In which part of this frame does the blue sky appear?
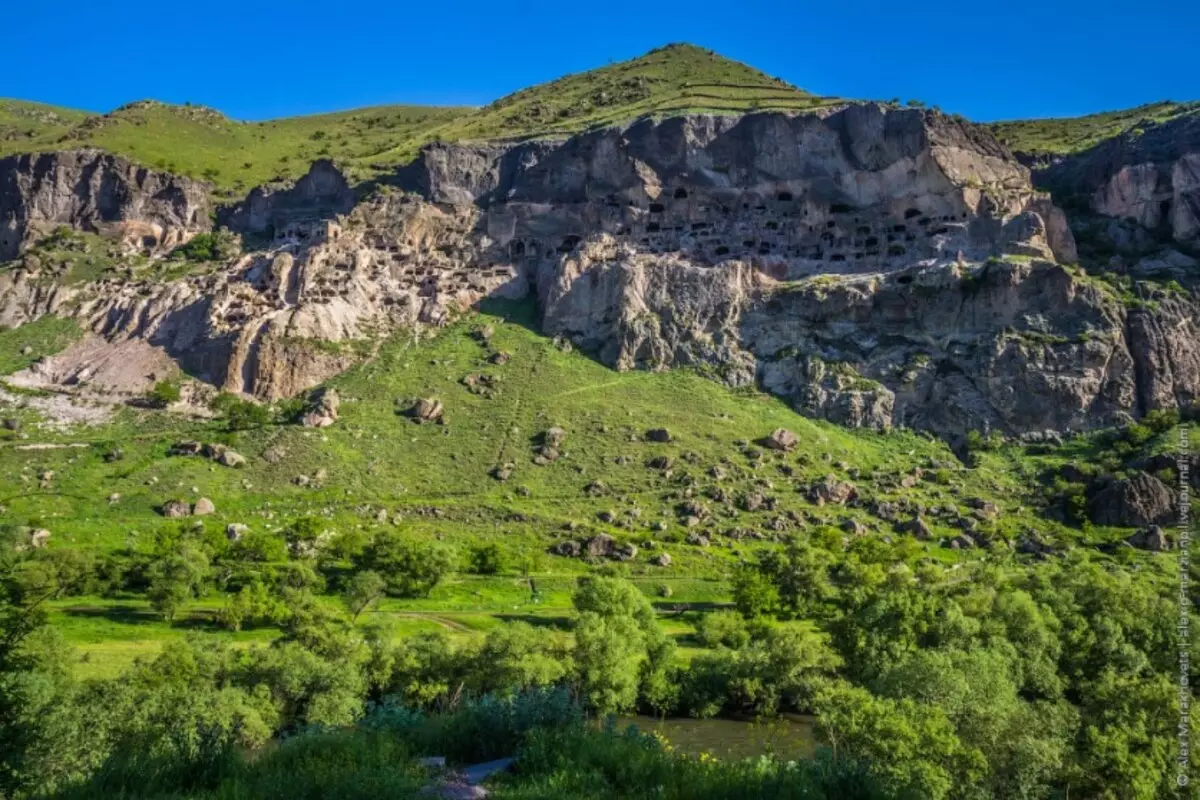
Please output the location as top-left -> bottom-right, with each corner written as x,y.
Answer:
8,0 -> 1197,122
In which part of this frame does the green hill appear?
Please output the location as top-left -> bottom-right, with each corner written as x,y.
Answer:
990,100 -> 1200,158
0,45 -> 834,194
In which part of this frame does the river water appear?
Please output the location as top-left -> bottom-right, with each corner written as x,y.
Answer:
614,714 -> 818,761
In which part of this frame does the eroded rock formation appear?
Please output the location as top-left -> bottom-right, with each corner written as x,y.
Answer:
0,149 -> 210,260
0,106 -> 1196,443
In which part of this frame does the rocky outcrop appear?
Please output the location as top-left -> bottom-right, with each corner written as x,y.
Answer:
0,149 -> 210,260
1039,111 -> 1200,243
0,106 -> 1195,441
217,159 -> 355,237
1088,471 -> 1176,528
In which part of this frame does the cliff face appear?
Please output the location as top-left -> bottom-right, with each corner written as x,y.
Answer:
0,106 -> 1195,442
0,149 -> 210,260
1039,112 -> 1200,243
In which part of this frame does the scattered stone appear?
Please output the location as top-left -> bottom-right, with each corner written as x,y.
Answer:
652,552 -> 672,567
490,463 -> 515,482
193,497 -> 216,516
612,542 -> 639,561
1,419 -> 19,432
226,523 -> 249,541
905,516 -> 933,540
543,427 -> 567,447
842,518 -> 869,536
107,493 -> 121,504
548,540 -> 582,557
29,528 -> 51,548
685,531 -> 710,547
764,428 -> 798,451
647,456 -> 672,471
948,533 -> 977,550
293,474 -> 311,487
262,446 -> 287,464
489,351 -> 510,365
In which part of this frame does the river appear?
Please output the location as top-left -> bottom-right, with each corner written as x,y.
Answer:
614,714 -> 818,761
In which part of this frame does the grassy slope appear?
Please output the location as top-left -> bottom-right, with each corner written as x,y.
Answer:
990,100 -> 1200,158
0,300 -> 1132,678
0,45 -> 832,194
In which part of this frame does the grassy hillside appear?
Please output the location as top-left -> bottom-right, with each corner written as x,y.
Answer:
0,45 -> 834,195
990,100 -> 1200,158
0,299 -> 1144,678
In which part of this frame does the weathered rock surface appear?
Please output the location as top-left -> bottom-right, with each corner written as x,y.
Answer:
0,149 -> 210,260
0,106 -> 1195,442
1088,471 -> 1176,528
1038,111 -> 1200,244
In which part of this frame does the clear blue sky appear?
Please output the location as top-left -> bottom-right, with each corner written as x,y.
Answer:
8,0 -> 1197,122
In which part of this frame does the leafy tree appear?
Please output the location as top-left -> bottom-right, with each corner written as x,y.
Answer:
218,581 -> 287,631
146,547 -> 209,622
340,571 -> 386,622
469,622 -> 569,697
353,532 -> 455,598
571,577 -> 674,715
815,680 -> 983,800
731,564 -> 780,619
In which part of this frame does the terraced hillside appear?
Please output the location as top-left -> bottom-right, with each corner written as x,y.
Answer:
991,99 -> 1200,159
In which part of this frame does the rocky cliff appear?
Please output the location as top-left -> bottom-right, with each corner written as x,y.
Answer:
0,149 -> 210,260
0,105 -> 1196,443
1038,111 -> 1200,244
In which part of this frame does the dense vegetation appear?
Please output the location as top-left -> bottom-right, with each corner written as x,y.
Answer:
0,297 -> 1194,798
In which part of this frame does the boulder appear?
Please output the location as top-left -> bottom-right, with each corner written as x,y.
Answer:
543,427 -> 567,447
29,528 -> 51,548
161,499 -> 191,518
1126,525 -> 1171,551
764,428 -> 799,451
406,397 -> 445,424
808,475 -> 857,506
193,497 -> 216,516
489,351 -> 510,365
548,540 -> 582,558
904,516 -> 933,540
226,523 -> 250,541
686,531 -> 711,547
613,542 -> 639,561
1088,471 -> 1175,528
652,552 -> 672,567
301,387 -> 340,428
584,533 -> 615,558
490,463 -> 515,482
645,428 -> 672,443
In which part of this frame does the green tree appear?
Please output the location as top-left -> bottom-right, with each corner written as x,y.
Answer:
468,542 -> 503,575
146,547 -> 209,622
148,380 -> 181,408
341,571 -> 386,622
354,532 -> 455,598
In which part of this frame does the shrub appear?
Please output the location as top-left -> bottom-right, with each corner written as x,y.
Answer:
468,542 -> 503,575
148,380 -> 181,408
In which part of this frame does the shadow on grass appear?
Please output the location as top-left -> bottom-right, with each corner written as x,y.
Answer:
61,604 -> 221,631
492,612 -> 572,630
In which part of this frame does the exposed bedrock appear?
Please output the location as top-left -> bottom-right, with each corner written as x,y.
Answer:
0,149 -> 210,260
0,105 -> 1196,442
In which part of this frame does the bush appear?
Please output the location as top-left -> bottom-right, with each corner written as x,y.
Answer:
696,610 -> 750,649
148,380 -> 181,408
468,542 -> 503,575
171,229 -> 241,262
